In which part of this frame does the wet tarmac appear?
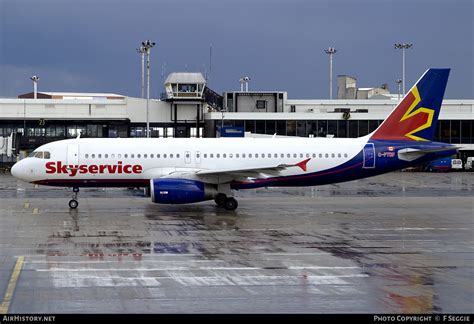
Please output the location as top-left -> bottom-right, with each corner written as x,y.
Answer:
0,172 -> 472,313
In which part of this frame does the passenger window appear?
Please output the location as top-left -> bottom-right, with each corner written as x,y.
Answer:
92,154 -> 96,158
210,153 -> 214,158
105,154 -> 108,158
236,153 -> 239,158
204,153 -> 207,158
118,154 -> 122,158
312,153 -> 316,158
255,154 -> 258,158
287,153 -> 290,158
163,154 -> 167,158
111,154 -> 115,158
85,154 -> 89,159
280,154 -> 284,158
217,154 -> 220,158
331,153 -> 335,158
344,153 -> 348,158
319,153 -> 323,158
144,154 -> 147,158
137,154 -> 141,158
268,154 -> 271,158
177,154 -> 180,158
249,153 -> 252,158
325,153 -> 328,158
242,153 -> 246,158
306,153 -> 310,158
131,154 -> 134,158
157,154 -> 160,158
98,154 -> 102,158
338,153 -> 341,158
300,153 -> 303,158
293,154 -> 297,158
124,154 -> 127,158
170,154 -> 174,158
274,154 -> 278,158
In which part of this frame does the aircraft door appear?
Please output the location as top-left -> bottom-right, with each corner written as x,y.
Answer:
195,151 -> 201,165
363,143 -> 375,169
67,144 -> 79,165
185,151 -> 191,164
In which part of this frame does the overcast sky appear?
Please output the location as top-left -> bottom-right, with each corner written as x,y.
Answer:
0,0 -> 472,99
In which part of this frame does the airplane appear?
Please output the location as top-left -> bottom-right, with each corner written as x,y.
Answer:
11,68 -> 458,211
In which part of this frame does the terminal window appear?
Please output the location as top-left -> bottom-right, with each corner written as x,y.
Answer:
256,100 -> 267,109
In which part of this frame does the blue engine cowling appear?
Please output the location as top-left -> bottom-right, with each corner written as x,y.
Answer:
150,178 -> 217,204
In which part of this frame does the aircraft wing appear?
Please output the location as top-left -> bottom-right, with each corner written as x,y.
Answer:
196,158 -> 311,176
158,158 -> 311,183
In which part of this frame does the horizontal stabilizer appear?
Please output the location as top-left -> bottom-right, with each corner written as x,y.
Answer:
398,146 -> 459,161
398,146 -> 459,154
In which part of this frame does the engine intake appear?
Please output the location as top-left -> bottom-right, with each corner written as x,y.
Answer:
150,178 -> 217,204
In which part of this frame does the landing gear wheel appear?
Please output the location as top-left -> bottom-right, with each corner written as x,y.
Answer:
69,199 -> 79,209
224,197 -> 238,211
215,193 -> 227,207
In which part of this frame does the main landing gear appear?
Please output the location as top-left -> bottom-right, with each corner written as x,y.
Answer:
214,193 -> 238,211
69,187 -> 79,209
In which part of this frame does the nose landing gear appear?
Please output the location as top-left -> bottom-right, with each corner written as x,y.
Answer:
69,187 -> 79,209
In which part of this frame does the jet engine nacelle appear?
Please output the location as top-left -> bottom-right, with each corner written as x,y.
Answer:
150,178 -> 217,204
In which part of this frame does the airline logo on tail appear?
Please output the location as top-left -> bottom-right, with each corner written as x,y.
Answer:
399,86 -> 434,141
371,68 -> 450,142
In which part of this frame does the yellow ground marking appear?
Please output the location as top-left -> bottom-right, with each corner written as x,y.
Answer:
0,256 -> 25,314
32,208 -> 39,214
23,203 -> 29,209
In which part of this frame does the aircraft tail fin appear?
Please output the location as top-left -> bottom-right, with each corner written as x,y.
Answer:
370,68 -> 450,142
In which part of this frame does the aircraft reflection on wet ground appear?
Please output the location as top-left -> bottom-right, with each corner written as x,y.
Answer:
0,172 -> 472,313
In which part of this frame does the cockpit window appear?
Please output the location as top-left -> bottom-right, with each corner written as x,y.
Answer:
28,151 -> 51,159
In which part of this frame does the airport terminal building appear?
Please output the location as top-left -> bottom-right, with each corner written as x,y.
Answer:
1,72 -> 473,161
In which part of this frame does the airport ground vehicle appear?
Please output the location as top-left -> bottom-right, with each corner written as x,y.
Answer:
465,157 -> 473,171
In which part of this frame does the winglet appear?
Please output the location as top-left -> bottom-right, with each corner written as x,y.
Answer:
296,158 -> 311,171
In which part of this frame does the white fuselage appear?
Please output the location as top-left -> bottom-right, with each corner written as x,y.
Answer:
12,137 -> 368,185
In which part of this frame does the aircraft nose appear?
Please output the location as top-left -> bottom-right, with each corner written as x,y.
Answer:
10,161 -> 22,179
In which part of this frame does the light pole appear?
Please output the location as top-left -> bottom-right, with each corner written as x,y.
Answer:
394,43 -> 413,95
30,75 -> 39,99
136,46 -> 146,99
395,78 -> 402,100
324,47 -> 337,99
239,77 -> 251,92
244,76 -> 250,92
141,40 -> 155,138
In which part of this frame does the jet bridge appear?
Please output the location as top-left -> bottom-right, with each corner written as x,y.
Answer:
0,132 -> 20,169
